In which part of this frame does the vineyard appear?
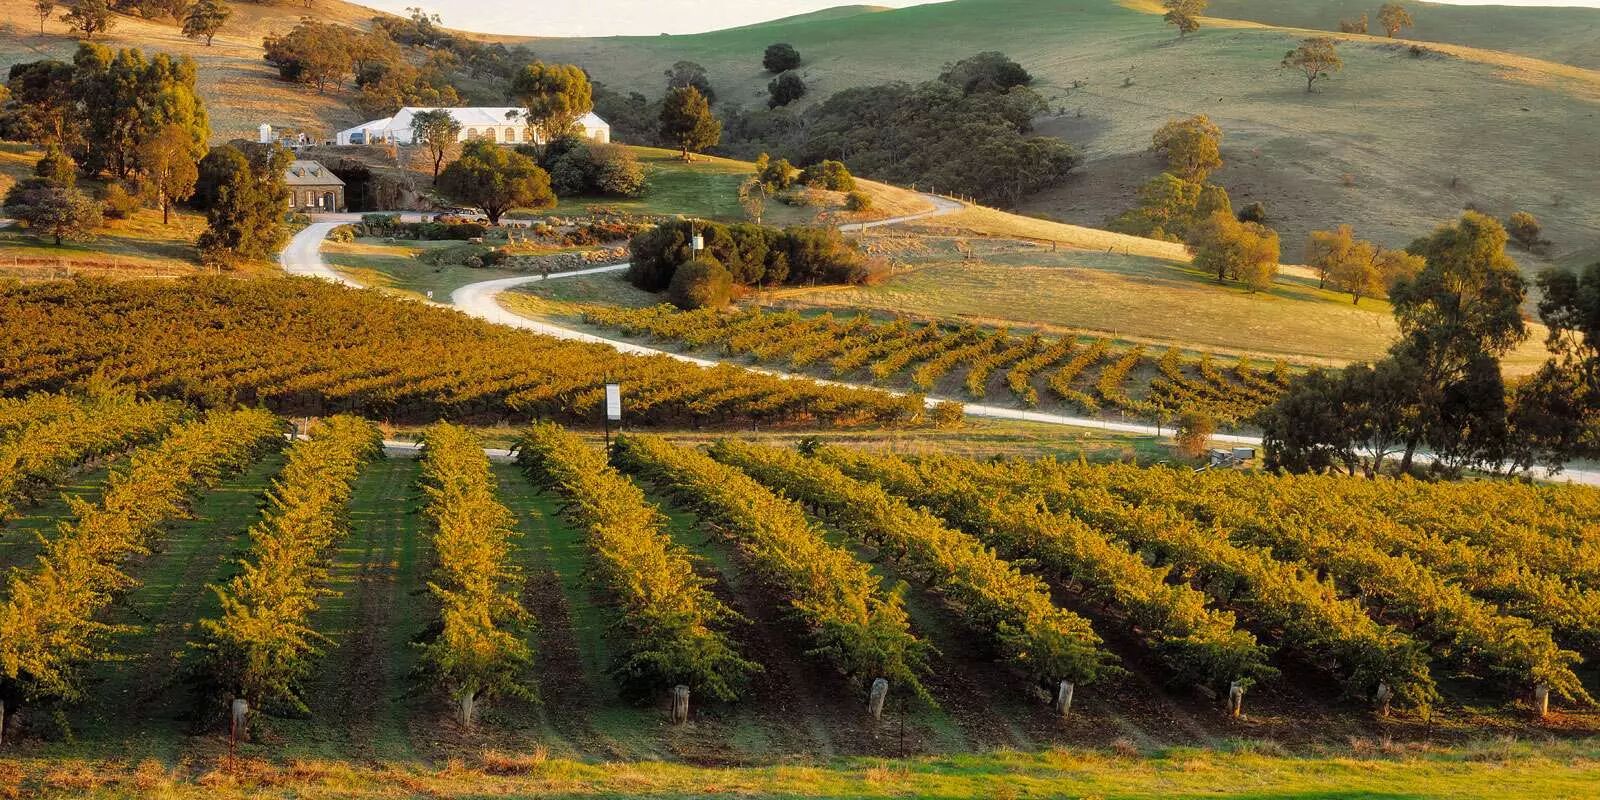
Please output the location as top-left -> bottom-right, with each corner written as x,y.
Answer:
1,397 -> 1598,796
581,305 -> 1296,425
0,278 -> 928,430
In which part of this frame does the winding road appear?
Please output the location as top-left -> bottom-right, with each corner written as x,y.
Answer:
277,201 -> 1600,484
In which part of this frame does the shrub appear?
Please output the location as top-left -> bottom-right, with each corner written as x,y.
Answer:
768,71 -> 807,108
763,43 -> 802,73
1175,409 -> 1217,458
668,256 -> 733,309
100,182 -> 143,220
799,160 -> 855,192
757,155 -> 796,191
845,191 -> 873,212
328,224 -> 357,243
1507,211 -> 1543,250
1237,201 -> 1268,224
628,218 -> 866,292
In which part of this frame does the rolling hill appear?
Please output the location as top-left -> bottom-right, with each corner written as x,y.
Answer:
522,0 -> 1600,272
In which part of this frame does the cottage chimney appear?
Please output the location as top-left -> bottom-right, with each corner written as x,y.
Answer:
259,123 -> 272,144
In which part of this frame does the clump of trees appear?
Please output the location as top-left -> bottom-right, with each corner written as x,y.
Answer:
533,135 -> 647,198
1283,37 -> 1343,92
1110,116 -> 1235,242
1339,15 -> 1369,34
1162,0 -> 1208,38
1305,225 -> 1423,304
435,140 -> 555,224
1151,114 -> 1222,181
1261,212 -> 1585,477
798,160 -> 854,191
6,44 -> 208,184
763,43 -> 802,73
1186,211 -> 1280,292
1506,211 -> 1547,253
2,149 -> 103,245
195,143 -> 290,268
793,52 -> 1078,207
628,219 -> 877,305
659,86 -> 721,160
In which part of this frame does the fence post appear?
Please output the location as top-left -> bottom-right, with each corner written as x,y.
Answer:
867,678 -> 889,720
1055,681 -> 1075,719
672,685 -> 690,724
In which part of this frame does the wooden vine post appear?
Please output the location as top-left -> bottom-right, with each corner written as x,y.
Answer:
1227,681 -> 1245,718
867,678 -> 889,721
672,685 -> 690,725
1374,683 -> 1394,718
1055,681 -> 1075,719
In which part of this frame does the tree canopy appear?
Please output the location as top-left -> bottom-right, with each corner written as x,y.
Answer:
410,109 -> 463,180
435,140 -> 555,224
763,43 -> 802,74
1151,115 -> 1222,181
195,143 -> 290,268
1283,37 -> 1342,92
1378,3 -> 1414,38
659,86 -> 721,161
181,0 -> 230,46
512,61 -> 593,141
768,72 -> 807,108
1162,0 -> 1207,38
2,150 -> 102,246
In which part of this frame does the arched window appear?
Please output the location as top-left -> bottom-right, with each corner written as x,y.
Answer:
466,128 -> 478,139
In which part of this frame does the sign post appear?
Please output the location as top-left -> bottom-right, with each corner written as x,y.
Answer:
604,382 -> 622,453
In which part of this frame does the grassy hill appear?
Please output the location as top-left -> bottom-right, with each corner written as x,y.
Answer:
524,0 -> 1599,273
1205,0 -> 1600,69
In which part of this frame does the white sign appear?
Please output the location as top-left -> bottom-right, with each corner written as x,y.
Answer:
605,383 -> 622,421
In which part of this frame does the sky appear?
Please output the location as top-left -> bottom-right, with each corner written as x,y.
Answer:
359,0 -> 1600,37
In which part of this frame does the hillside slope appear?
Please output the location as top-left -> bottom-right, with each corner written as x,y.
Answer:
0,0 -> 378,139
524,0 -> 1599,271
1205,0 -> 1600,70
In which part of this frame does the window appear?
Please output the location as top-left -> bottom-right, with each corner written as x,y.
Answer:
466,128 -> 478,139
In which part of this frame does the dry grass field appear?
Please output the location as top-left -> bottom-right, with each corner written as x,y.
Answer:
0,0 -> 375,140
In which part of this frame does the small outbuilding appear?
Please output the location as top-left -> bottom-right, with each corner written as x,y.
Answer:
285,159 -> 345,212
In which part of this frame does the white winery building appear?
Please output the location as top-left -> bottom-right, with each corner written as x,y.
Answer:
335,107 -> 610,147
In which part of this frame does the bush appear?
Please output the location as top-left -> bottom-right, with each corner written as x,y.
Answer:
542,137 -> 648,199
768,71 -> 807,108
668,256 -> 733,309
799,160 -> 855,192
1507,211 -> 1543,250
757,155 -> 796,191
1237,202 -> 1268,224
763,43 -> 802,73
417,242 -> 509,267
328,224 -> 357,243
628,218 -> 866,293
100,182 -> 143,220
1175,410 -> 1217,459
845,191 -> 873,212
